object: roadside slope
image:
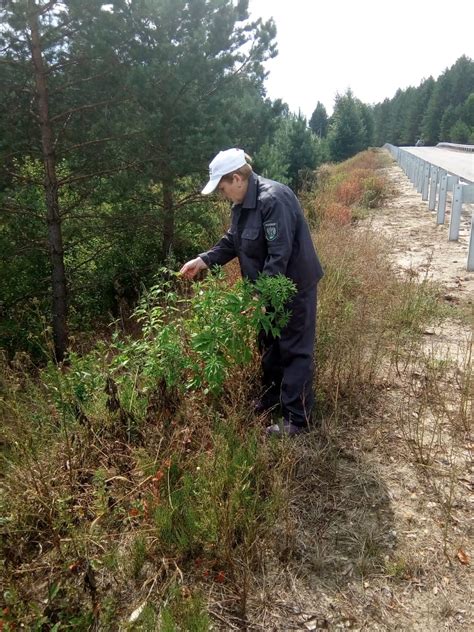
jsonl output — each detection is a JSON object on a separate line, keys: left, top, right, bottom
{"left": 255, "top": 155, "right": 473, "bottom": 631}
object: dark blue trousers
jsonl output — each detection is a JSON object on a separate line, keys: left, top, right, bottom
{"left": 258, "top": 284, "right": 317, "bottom": 426}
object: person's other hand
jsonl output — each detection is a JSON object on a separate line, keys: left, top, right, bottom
{"left": 179, "top": 257, "right": 208, "bottom": 279}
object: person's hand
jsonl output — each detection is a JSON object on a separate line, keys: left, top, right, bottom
{"left": 179, "top": 257, "right": 208, "bottom": 279}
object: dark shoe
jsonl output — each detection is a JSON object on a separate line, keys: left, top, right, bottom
{"left": 266, "top": 419, "right": 306, "bottom": 437}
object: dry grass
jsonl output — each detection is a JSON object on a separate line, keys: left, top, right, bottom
{"left": 305, "top": 149, "right": 393, "bottom": 228}
{"left": 313, "top": 223, "right": 441, "bottom": 421}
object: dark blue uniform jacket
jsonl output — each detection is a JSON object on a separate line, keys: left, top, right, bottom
{"left": 199, "top": 173, "right": 323, "bottom": 290}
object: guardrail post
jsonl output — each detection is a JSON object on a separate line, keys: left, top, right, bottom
{"left": 462, "top": 187, "right": 474, "bottom": 270}
{"left": 449, "top": 183, "right": 463, "bottom": 240}
{"left": 428, "top": 166, "right": 438, "bottom": 211}
{"left": 468, "top": 214, "right": 474, "bottom": 272}
{"left": 417, "top": 161, "right": 425, "bottom": 193}
{"left": 410, "top": 157, "right": 417, "bottom": 184}
{"left": 422, "top": 164, "right": 430, "bottom": 201}
{"left": 437, "top": 174, "right": 448, "bottom": 224}
{"left": 437, "top": 174, "right": 458, "bottom": 225}
{"left": 462, "top": 184, "right": 474, "bottom": 204}
{"left": 417, "top": 158, "right": 424, "bottom": 187}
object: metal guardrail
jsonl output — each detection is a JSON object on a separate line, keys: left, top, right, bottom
{"left": 383, "top": 143, "right": 474, "bottom": 272}
{"left": 436, "top": 142, "right": 474, "bottom": 153}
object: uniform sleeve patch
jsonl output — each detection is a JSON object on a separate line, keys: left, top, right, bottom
{"left": 263, "top": 221, "right": 278, "bottom": 241}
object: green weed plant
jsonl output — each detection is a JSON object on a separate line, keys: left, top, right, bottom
{"left": 114, "top": 268, "right": 295, "bottom": 395}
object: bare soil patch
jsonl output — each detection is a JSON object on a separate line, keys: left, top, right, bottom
{"left": 369, "top": 163, "right": 473, "bottom": 302}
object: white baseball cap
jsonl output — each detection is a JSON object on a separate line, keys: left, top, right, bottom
{"left": 201, "top": 148, "right": 247, "bottom": 195}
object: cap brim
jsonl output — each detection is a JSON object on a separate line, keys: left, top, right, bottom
{"left": 201, "top": 176, "right": 220, "bottom": 195}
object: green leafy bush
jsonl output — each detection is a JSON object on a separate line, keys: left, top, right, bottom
{"left": 109, "top": 269, "right": 296, "bottom": 399}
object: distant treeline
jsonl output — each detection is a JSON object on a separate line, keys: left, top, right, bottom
{"left": 0, "top": 0, "right": 472, "bottom": 361}
{"left": 308, "top": 55, "right": 474, "bottom": 153}
{"left": 371, "top": 55, "right": 474, "bottom": 147}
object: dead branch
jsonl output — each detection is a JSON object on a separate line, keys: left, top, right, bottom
{"left": 50, "top": 98, "right": 128, "bottom": 123}
{"left": 58, "top": 159, "right": 142, "bottom": 186}
{"left": 58, "top": 131, "right": 143, "bottom": 156}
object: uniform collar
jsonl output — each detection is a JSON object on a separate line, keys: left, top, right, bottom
{"left": 241, "top": 172, "right": 258, "bottom": 210}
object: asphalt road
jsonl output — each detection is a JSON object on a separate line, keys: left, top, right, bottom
{"left": 404, "top": 147, "right": 474, "bottom": 183}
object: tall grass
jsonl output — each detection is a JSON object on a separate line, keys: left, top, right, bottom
{"left": 309, "top": 151, "right": 442, "bottom": 419}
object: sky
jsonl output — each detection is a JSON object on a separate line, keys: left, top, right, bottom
{"left": 247, "top": 0, "right": 474, "bottom": 118}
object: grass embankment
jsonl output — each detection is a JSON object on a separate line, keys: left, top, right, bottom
{"left": 2, "top": 150, "right": 466, "bottom": 630}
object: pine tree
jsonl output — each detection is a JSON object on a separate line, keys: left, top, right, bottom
{"left": 440, "top": 105, "right": 459, "bottom": 141}
{"left": 309, "top": 101, "right": 329, "bottom": 138}
{"left": 462, "top": 93, "right": 474, "bottom": 128}
{"left": 255, "top": 113, "right": 320, "bottom": 191}
{"left": 422, "top": 56, "right": 474, "bottom": 144}
{"left": 0, "top": 0, "right": 131, "bottom": 360}
{"left": 449, "top": 120, "right": 470, "bottom": 143}
{"left": 121, "top": 0, "right": 276, "bottom": 257}
{"left": 373, "top": 99, "right": 392, "bottom": 146}
{"left": 327, "top": 90, "right": 367, "bottom": 161}
{"left": 358, "top": 102, "right": 375, "bottom": 147}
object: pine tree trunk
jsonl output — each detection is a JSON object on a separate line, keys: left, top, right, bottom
{"left": 29, "top": 2, "right": 68, "bottom": 362}
{"left": 161, "top": 179, "right": 175, "bottom": 259}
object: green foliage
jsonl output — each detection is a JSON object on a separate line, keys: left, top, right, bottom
{"left": 327, "top": 90, "right": 369, "bottom": 162}
{"left": 360, "top": 174, "right": 388, "bottom": 209}
{"left": 421, "top": 56, "right": 474, "bottom": 144}
{"left": 387, "top": 278, "right": 442, "bottom": 336}
{"left": 37, "top": 270, "right": 296, "bottom": 437}
{"left": 130, "top": 536, "right": 147, "bottom": 579}
{"left": 111, "top": 270, "right": 296, "bottom": 398}
{"left": 255, "top": 113, "right": 322, "bottom": 191}
{"left": 2, "top": 582, "right": 95, "bottom": 631}
{"left": 439, "top": 105, "right": 459, "bottom": 141}
{"left": 121, "top": 0, "right": 277, "bottom": 254}
{"left": 372, "top": 57, "right": 474, "bottom": 146}
{"left": 0, "top": 0, "right": 282, "bottom": 360}
{"left": 359, "top": 102, "right": 375, "bottom": 147}
{"left": 449, "top": 120, "right": 471, "bottom": 143}
{"left": 148, "top": 420, "right": 274, "bottom": 563}
{"left": 309, "top": 101, "right": 329, "bottom": 138}
{"left": 160, "top": 586, "right": 210, "bottom": 632}
{"left": 0, "top": 158, "right": 50, "bottom": 356}
{"left": 463, "top": 93, "right": 474, "bottom": 127}
{"left": 395, "top": 82, "right": 435, "bottom": 146}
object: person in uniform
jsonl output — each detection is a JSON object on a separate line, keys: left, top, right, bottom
{"left": 180, "top": 148, "right": 324, "bottom": 435}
